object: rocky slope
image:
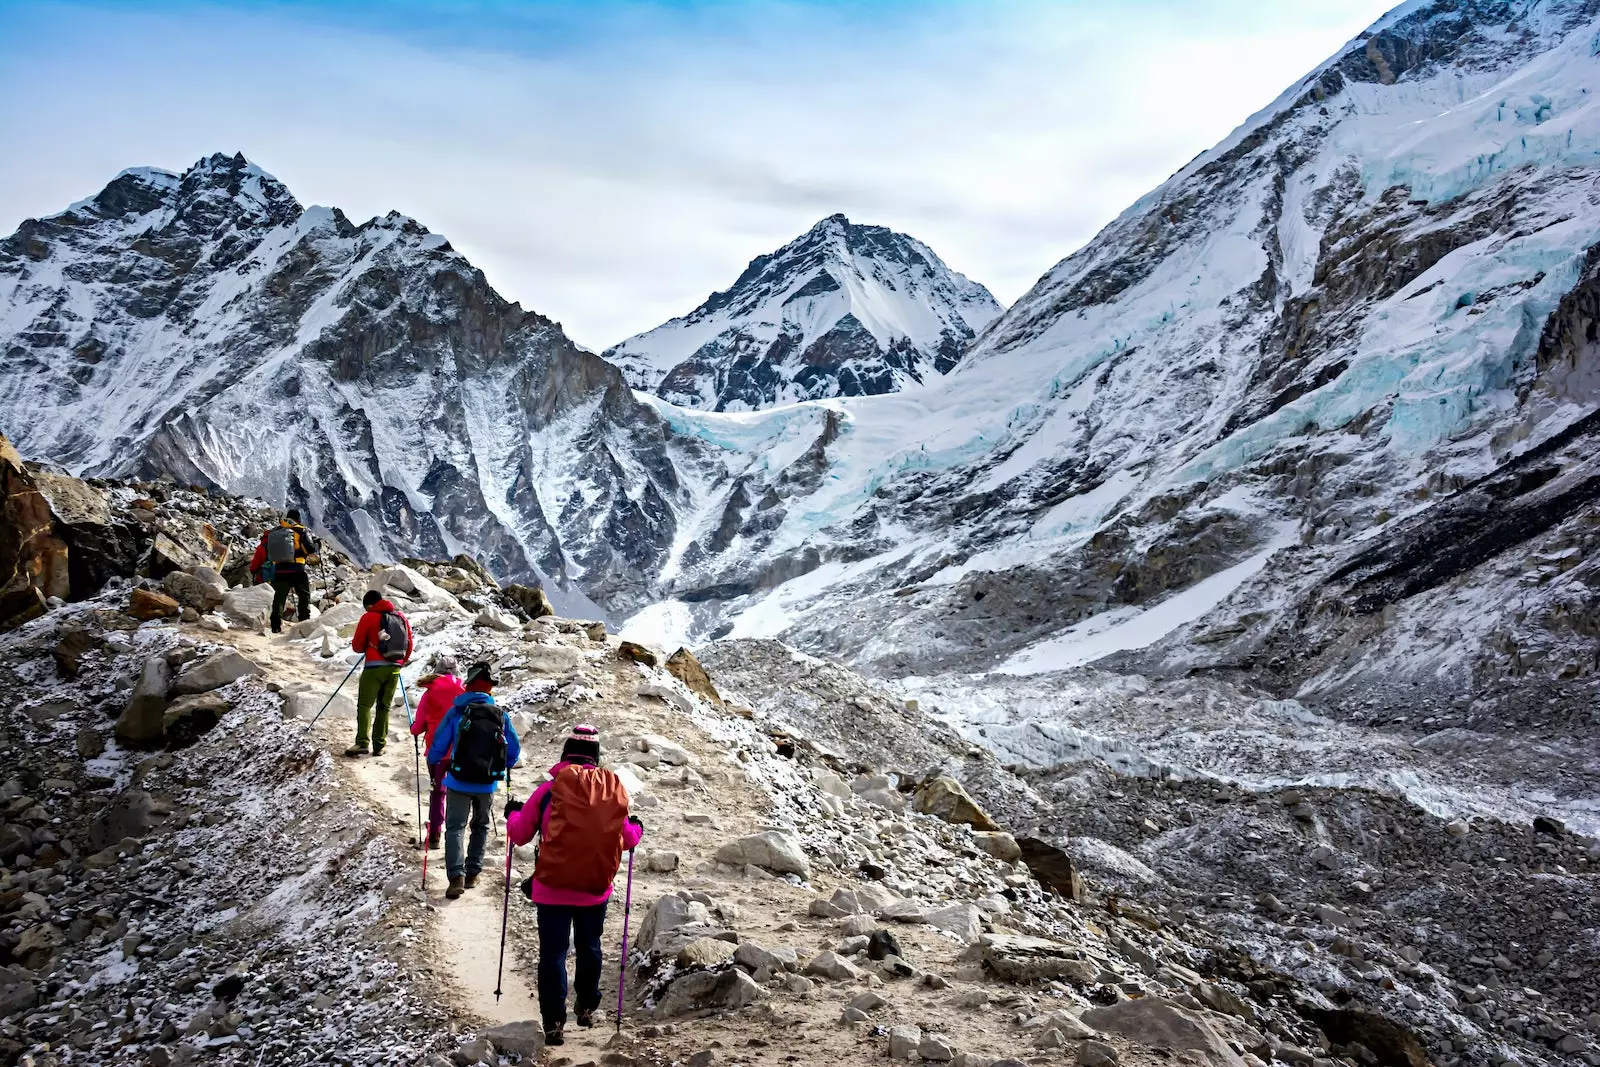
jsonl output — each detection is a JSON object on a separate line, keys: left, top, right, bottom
{"left": 5, "top": 479, "right": 1594, "bottom": 1067}
{"left": 604, "top": 214, "right": 1002, "bottom": 411}
{"left": 0, "top": 153, "right": 703, "bottom": 615}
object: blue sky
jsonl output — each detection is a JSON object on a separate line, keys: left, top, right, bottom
{"left": 0, "top": 0, "right": 1398, "bottom": 348}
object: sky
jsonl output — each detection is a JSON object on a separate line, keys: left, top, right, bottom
{"left": 0, "top": 0, "right": 1399, "bottom": 350}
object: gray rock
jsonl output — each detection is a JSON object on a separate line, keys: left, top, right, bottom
{"left": 919, "top": 1034, "right": 956, "bottom": 1062}
{"left": 923, "top": 902, "right": 983, "bottom": 943}
{"left": 848, "top": 991, "right": 887, "bottom": 1012}
{"left": 971, "top": 830, "right": 1022, "bottom": 862}
{"left": 162, "top": 570, "right": 225, "bottom": 613}
{"left": 678, "top": 937, "right": 738, "bottom": 969}
{"left": 638, "top": 894, "right": 716, "bottom": 955}
{"left": 220, "top": 585, "right": 275, "bottom": 630}
{"left": 734, "top": 942, "right": 797, "bottom": 974}
{"left": 889, "top": 1025, "right": 923, "bottom": 1060}
{"left": 714, "top": 830, "right": 810, "bottom": 877}
{"left": 654, "top": 967, "right": 764, "bottom": 1016}
{"left": 479, "top": 1020, "right": 544, "bottom": 1059}
{"left": 474, "top": 605, "right": 521, "bottom": 632}
{"left": 841, "top": 1006, "right": 870, "bottom": 1024}
{"left": 1079, "top": 998, "right": 1244, "bottom": 1067}
{"left": 644, "top": 850, "right": 680, "bottom": 873}
{"left": 804, "top": 950, "right": 865, "bottom": 982}
{"left": 980, "top": 934, "right": 1099, "bottom": 984}
{"left": 170, "top": 650, "right": 263, "bottom": 695}
{"left": 115, "top": 656, "right": 171, "bottom": 744}
{"left": 1078, "top": 1041, "right": 1119, "bottom": 1067}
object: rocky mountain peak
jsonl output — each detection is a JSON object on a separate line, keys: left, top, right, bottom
{"left": 605, "top": 216, "right": 1002, "bottom": 410}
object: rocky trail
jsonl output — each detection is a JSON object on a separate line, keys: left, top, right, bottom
{"left": 1, "top": 476, "right": 1597, "bottom": 1067}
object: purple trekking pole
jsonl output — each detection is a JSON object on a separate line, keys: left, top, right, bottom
{"left": 615, "top": 847, "right": 636, "bottom": 1034}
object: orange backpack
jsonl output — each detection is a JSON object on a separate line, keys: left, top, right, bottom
{"left": 534, "top": 764, "right": 630, "bottom": 896}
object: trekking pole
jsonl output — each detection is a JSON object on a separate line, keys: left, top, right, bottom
{"left": 305, "top": 660, "right": 360, "bottom": 731}
{"left": 494, "top": 767, "right": 514, "bottom": 1002}
{"left": 615, "top": 847, "right": 636, "bottom": 1034}
{"left": 398, "top": 673, "right": 423, "bottom": 851}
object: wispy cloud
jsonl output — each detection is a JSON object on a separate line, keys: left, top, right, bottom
{"left": 0, "top": 0, "right": 1397, "bottom": 348}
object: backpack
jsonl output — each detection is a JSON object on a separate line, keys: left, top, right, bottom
{"left": 533, "top": 765, "right": 629, "bottom": 896}
{"left": 266, "top": 526, "right": 299, "bottom": 564}
{"left": 376, "top": 611, "right": 409, "bottom": 663}
{"left": 449, "top": 703, "right": 507, "bottom": 786}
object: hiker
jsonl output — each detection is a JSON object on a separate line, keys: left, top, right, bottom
{"left": 505, "top": 724, "right": 642, "bottom": 1046}
{"left": 410, "top": 653, "right": 464, "bottom": 850}
{"left": 347, "top": 589, "right": 413, "bottom": 758}
{"left": 426, "top": 662, "right": 521, "bottom": 899}
{"left": 249, "top": 509, "right": 318, "bottom": 634}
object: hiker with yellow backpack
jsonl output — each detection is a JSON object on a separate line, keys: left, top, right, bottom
{"left": 248, "top": 509, "right": 319, "bottom": 634}
{"left": 505, "top": 724, "right": 642, "bottom": 1047}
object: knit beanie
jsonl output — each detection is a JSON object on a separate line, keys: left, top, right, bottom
{"left": 431, "top": 652, "right": 457, "bottom": 675}
{"left": 561, "top": 724, "right": 600, "bottom": 766}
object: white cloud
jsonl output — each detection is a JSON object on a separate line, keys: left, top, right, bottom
{"left": 0, "top": 1, "right": 1398, "bottom": 349}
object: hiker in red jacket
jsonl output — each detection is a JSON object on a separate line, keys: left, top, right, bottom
{"left": 410, "top": 653, "right": 463, "bottom": 849}
{"left": 346, "top": 590, "right": 413, "bottom": 758}
{"left": 505, "top": 725, "right": 642, "bottom": 1047}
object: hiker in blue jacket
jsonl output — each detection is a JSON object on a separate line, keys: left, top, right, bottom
{"left": 427, "top": 662, "right": 522, "bottom": 899}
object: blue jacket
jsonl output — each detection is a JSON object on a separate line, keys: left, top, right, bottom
{"left": 426, "top": 691, "right": 521, "bottom": 794}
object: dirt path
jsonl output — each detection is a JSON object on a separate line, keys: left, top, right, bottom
{"left": 226, "top": 631, "right": 545, "bottom": 1028}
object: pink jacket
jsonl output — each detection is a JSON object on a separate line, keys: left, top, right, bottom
{"left": 508, "top": 761, "right": 644, "bottom": 907}
{"left": 410, "top": 674, "right": 465, "bottom": 755}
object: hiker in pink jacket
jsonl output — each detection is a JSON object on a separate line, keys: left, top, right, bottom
{"left": 504, "top": 725, "right": 642, "bottom": 1046}
{"left": 410, "top": 654, "right": 464, "bottom": 850}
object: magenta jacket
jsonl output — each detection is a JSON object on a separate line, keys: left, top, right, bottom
{"left": 508, "top": 761, "right": 644, "bottom": 907}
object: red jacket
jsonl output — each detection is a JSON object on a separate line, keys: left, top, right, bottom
{"left": 410, "top": 673, "right": 464, "bottom": 753}
{"left": 351, "top": 600, "right": 413, "bottom": 667}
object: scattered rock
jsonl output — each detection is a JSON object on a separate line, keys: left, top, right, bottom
{"left": 115, "top": 655, "right": 172, "bottom": 744}
{"left": 714, "top": 831, "right": 809, "bottom": 877}
{"left": 170, "top": 650, "right": 263, "bottom": 695}
{"left": 923, "top": 902, "right": 983, "bottom": 943}
{"left": 644, "top": 851, "right": 680, "bottom": 873}
{"left": 665, "top": 647, "right": 721, "bottom": 703}
{"left": 867, "top": 929, "right": 903, "bottom": 961}
{"left": 913, "top": 776, "right": 1000, "bottom": 830}
{"left": 979, "top": 934, "right": 1099, "bottom": 984}
{"left": 128, "top": 587, "right": 181, "bottom": 620}
{"left": 619, "top": 640, "right": 660, "bottom": 667}
{"left": 220, "top": 585, "right": 275, "bottom": 630}
{"left": 804, "top": 951, "right": 865, "bottom": 982}
{"left": 1016, "top": 836, "right": 1087, "bottom": 903}
{"left": 480, "top": 1021, "right": 544, "bottom": 1059}
{"left": 1080, "top": 998, "right": 1245, "bottom": 1067}
{"left": 1078, "top": 1040, "right": 1119, "bottom": 1067}
{"left": 474, "top": 605, "right": 521, "bottom": 632}
{"left": 971, "top": 830, "right": 1022, "bottom": 863}
{"left": 678, "top": 937, "right": 739, "bottom": 969}
{"left": 502, "top": 583, "right": 554, "bottom": 619}
{"left": 889, "top": 1025, "right": 923, "bottom": 1060}
{"left": 919, "top": 1034, "right": 956, "bottom": 1062}
{"left": 161, "top": 569, "right": 226, "bottom": 613}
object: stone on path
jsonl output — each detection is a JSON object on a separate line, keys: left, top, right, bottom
{"left": 889, "top": 1025, "right": 922, "bottom": 1060}
{"left": 128, "top": 587, "right": 180, "bottom": 621}
{"left": 1080, "top": 998, "right": 1245, "bottom": 1067}
{"left": 714, "top": 830, "right": 809, "bottom": 877}
{"left": 171, "top": 650, "right": 263, "bottom": 695}
{"left": 979, "top": 934, "right": 1099, "bottom": 984}
{"left": 479, "top": 1021, "right": 544, "bottom": 1059}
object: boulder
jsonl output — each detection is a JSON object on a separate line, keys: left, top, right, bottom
{"left": 1017, "top": 836, "right": 1087, "bottom": 903}
{"left": 919, "top": 1034, "right": 956, "bottom": 1062}
{"left": 734, "top": 942, "right": 797, "bottom": 974}
{"left": 654, "top": 968, "right": 764, "bottom": 1017}
{"left": 0, "top": 965, "right": 37, "bottom": 1018}
{"left": 923, "top": 902, "right": 983, "bottom": 943}
{"left": 638, "top": 894, "right": 723, "bottom": 955}
{"left": 1300, "top": 1007, "right": 1430, "bottom": 1067}
{"left": 474, "top": 605, "right": 521, "bottom": 632}
{"left": 972, "top": 831, "right": 1022, "bottom": 863}
{"left": 28, "top": 465, "right": 129, "bottom": 600}
{"left": 161, "top": 569, "right": 225, "bottom": 613}
{"left": 502, "top": 583, "right": 554, "bottom": 619}
{"left": 714, "top": 831, "right": 809, "bottom": 877}
{"left": 665, "top": 647, "right": 721, "bottom": 702}
{"left": 52, "top": 624, "right": 102, "bottom": 678}
{"left": 170, "top": 651, "right": 263, "bottom": 695}
{"left": 290, "top": 600, "right": 362, "bottom": 637}
{"left": 678, "top": 937, "right": 739, "bottom": 970}
{"left": 221, "top": 585, "right": 275, "bottom": 630}
{"left": 128, "top": 587, "right": 181, "bottom": 620}
{"left": 913, "top": 777, "right": 999, "bottom": 831}
{"left": 148, "top": 518, "right": 228, "bottom": 577}
{"left": 1078, "top": 1041, "right": 1119, "bottom": 1067}
{"left": 162, "top": 691, "right": 230, "bottom": 742}
{"left": 979, "top": 934, "right": 1099, "bottom": 984}
{"left": 889, "top": 1025, "right": 922, "bottom": 1060}
{"left": 115, "top": 655, "right": 172, "bottom": 744}
{"left": 804, "top": 951, "right": 865, "bottom": 982}
{"left": 637, "top": 680, "right": 695, "bottom": 711}
{"left": 1079, "top": 998, "right": 1244, "bottom": 1067}
{"left": 634, "top": 733, "right": 693, "bottom": 766}
{"left": 89, "top": 788, "right": 156, "bottom": 849}
{"left": 371, "top": 565, "right": 463, "bottom": 612}
{"left": 478, "top": 1021, "right": 543, "bottom": 1059}
{"left": 619, "top": 640, "right": 660, "bottom": 667}
{"left": 0, "top": 437, "right": 70, "bottom": 630}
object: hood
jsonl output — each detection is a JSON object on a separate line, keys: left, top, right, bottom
{"left": 452, "top": 691, "right": 496, "bottom": 708}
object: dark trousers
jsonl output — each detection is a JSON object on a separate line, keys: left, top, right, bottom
{"left": 270, "top": 571, "right": 311, "bottom": 631}
{"left": 536, "top": 902, "right": 608, "bottom": 1028}
{"left": 444, "top": 789, "right": 493, "bottom": 879}
{"left": 426, "top": 760, "right": 447, "bottom": 842}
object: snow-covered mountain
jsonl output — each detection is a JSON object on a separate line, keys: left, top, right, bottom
{"left": 0, "top": 152, "right": 700, "bottom": 614}
{"left": 622, "top": 0, "right": 1600, "bottom": 732}
{"left": 604, "top": 214, "right": 1002, "bottom": 410}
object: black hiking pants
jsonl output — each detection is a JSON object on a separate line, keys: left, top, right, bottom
{"left": 270, "top": 571, "right": 312, "bottom": 632}
{"left": 536, "top": 902, "right": 608, "bottom": 1028}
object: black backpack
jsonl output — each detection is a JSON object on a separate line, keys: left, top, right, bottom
{"left": 450, "top": 703, "right": 507, "bottom": 786}
{"left": 376, "top": 611, "right": 409, "bottom": 663}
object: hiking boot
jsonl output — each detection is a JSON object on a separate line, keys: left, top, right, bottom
{"left": 575, "top": 1008, "right": 595, "bottom": 1028}
{"left": 446, "top": 877, "right": 465, "bottom": 899}
{"left": 371, "top": 747, "right": 384, "bottom": 757}
{"left": 543, "top": 1024, "right": 564, "bottom": 1047}
{"left": 463, "top": 873, "right": 479, "bottom": 890}
{"left": 427, "top": 833, "right": 441, "bottom": 850}
{"left": 343, "top": 744, "right": 369, "bottom": 758}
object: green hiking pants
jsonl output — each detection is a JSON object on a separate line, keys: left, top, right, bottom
{"left": 355, "top": 664, "right": 401, "bottom": 752}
